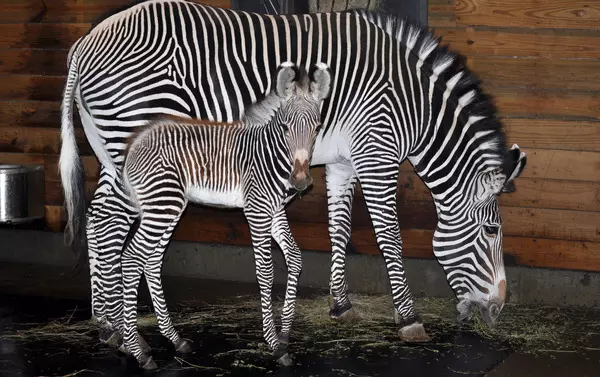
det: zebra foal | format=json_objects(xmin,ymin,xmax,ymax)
[{"xmin": 119, "ymin": 63, "xmax": 332, "ymax": 369}]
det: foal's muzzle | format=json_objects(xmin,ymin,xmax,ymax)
[{"xmin": 290, "ymin": 157, "xmax": 312, "ymax": 192}]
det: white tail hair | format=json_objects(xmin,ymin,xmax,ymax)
[{"xmin": 59, "ymin": 50, "xmax": 87, "ymax": 250}]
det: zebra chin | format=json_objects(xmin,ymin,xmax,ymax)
[{"xmin": 456, "ymin": 279, "xmax": 507, "ymax": 328}]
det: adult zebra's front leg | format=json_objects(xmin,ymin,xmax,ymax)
[
  {"xmin": 270, "ymin": 207, "xmax": 302, "ymax": 352},
  {"xmin": 353, "ymin": 153, "xmax": 431, "ymax": 342},
  {"xmin": 325, "ymin": 163, "xmax": 359, "ymax": 322},
  {"xmin": 245, "ymin": 206, "xmax": 292, "ymax": 366}
]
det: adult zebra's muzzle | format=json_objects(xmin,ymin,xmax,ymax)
[{"xmin": 457, "ymin": 279, "xmax": 507, "ymax": 327}]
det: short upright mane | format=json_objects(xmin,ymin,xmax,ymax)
[
  {"xmin": 239, "ymin": 89, "xmax": 286, "ymax": 126},
  {"xmin": 350, "ymin": 9, "xmax": 510, "ymax": 170}
]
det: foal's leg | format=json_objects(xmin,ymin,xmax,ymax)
[
  {"xmin": 353, "ymin": 153, "xmax": 430, "ymax": 342},
  {"xmin": 122, "ymin": 193, "xmax": 188, "ymax": 370},
  {"xmin": 245, "ymin": 207, "xmax": 291, "ymax": 365},
  {"xmin": 325, "ymin": 163, "xmax": 358, "ymax": 321},
  {"xmin": 270, "ymin": 208, "xmax": 302, "ymax": 350},
  {"xmin": 143, "ymin": 208, "xmax": 191, "ymax": 354}
]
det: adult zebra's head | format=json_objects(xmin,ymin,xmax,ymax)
[
  {"xmin": 432, "ymin": 144, "xmax": 527, "ymax": 327},
  {"xmin": 271, "ymin": 62, "xmax": 332, "ymax": 192}
]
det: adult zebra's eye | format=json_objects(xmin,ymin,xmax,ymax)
[
  {"xmin": 483, "ymin": 225, "xmax": 499, "ymax": 237},
  {"xmin": 281, "ymin": 123, "xmax": 289, "ymax": 132}
]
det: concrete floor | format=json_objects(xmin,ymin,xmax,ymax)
[{"xmin": 0, "ymin": 262, "xmax": 598, "ymax": 377}]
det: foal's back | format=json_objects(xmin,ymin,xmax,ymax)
[{"xmin": 125, "ymin": 119, "xmax": 250, "ymax": 208}]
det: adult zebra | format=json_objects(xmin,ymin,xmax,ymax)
[{"xmin": 60, "ymin": 0, "xmax": 526, "ymax": 347}]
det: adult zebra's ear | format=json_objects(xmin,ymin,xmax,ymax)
[
  {"xmin": 309, "ymin": 63, "xmax": 332, "ymax": 101},
  {"xmin": 275, "ymin": 62, "xmax": 300, "ymax": 100},
  {"xmin": 501, "ymin": 144, "xmax": 527, "ymax": 193}
]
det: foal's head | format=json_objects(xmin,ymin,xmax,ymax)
[{"xmin": 271, "ymin": 62, "xmax": 332, "ymax": 192}]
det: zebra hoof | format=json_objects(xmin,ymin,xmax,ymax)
[
  {"xmin": 329, "ymin": 304, "xmax": 359, "ymax": 324},
  {"xmin": 174, "ymin": 338, "xmax": 193, "ymax": 354},
  {"xmin": 139, "ymin": 354, "xmax": 158, "ymax": 370},
  {"xmin": 138, "ymin": 333, "xmax": 151, "ymax": 353},
  {"xmin": 99, "ymin": 328, "xmax": 121, "ymax": 348},
  {"xmin": 278, "ymin": 332, "xmax": 290, "ymax": 346},
  {"xmin": 276, "ymin": 352, "xmax": 294, "ymax": 367},
  {"xmin": 117, "ymin": 342, "xmax": 131, "ymax": 355},
  {"xmin": 399, "ymin": 322, "xmax": 431, "ymax": 343}
]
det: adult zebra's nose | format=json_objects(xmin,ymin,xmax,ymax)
[{"xmin": 479, "ymin": 279, "xmax": 507, "ymax": 327}]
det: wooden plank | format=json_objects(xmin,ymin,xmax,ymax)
[
  {"xmin": 428, "ymin": 0, "xmax": 457, "ymax": 28},
  {"xmin": 391, "ymin": 173, "xmax": 600, "ymax": 213},
  {"xmin": 0, "ymin": 0, "xmax": 231, "ymax": 24},
  {"xmin": 0, "ymin": 152, "xmax": 99, "ymax": 182},
  {"xmin": 0, "ymin": 49, "xmax": 68, "ymax": 76},
  {"xmin": 43, "ymin": 202, "xmax": 600, "ymax": 272},
  {"xmin": 517, "ymin": 148, "xmax": 600, "ymax": 182},
  {"xmin": 0, "ymin": 126, "xmax": 93, "ymax": 155},
  {"xmin": 491, "ymin": 87, "xmax": 600, "ymax": 119},
  {"xmin": 504, "ymin": 119, "xmax": 600, "ymax": 152},
  {"xmin": 0, "ymin": 75, "xmax": 65, "ymax": 102},
  {"xmin": 436, "ymin": 27, "xmax": 600, "ymax": 59},
  {"xmin": 501, "ymin": 207, "xmax": 600, "ymax": 243},
  {"xmin": 456, "ymin": 0, "xmax": 600, "ymax": 30},
  {"xmin": 0, "ymin": 82, "xmax": 600, "ymax": 129},
  {"xmin": 0, "ymin": 24, "xmax": 88, "ymax": 49},
  {"xmin": 0, "ymin": 101, "xmax": 65, "ymax": 129},
  {"xmin": 6, "ymin": 51, "xmax": 600, "ymax": 95},
  {"xmin": 468, "ymin": 57, "xmax": 600, "ymax": 92}
]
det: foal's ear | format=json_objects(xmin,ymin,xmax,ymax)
[
  {"xmin": 308, "ymin": 63, "xmax": 332, "ymax": 101},
  {"xmin": 501, "ymin": 144, "xmax": 527, "ymax": 193},
  {"xmin": 275, "ymin": 62, "xmax": 299, "ymax": 99}
]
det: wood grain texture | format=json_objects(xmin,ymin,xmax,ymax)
[
  {"xmin": 0, "ymin": 126, "xmax": 92, "ymax": 155},
  {"xmin": 0, "ymin": 0, "xmax": 230, "ymax": 24},
  {"xmin": 456, "ymin": 0, "xmax": 600, "ymax": 30},
  {"xmin": 491, "ymin": 87, "xmax": 600, "ymax": 119},
  {"xmin": 42, "ymin": 203, "xmax": 600, "ymax": 272},
  {"xmin": 468, "ymin": 57, "xmax": 600, "ymax": 91},
  {"xmin": 5, "ymin": 51, "xmax": 600, "ymax": 94},
  {"xmin": 0, "ymin": 101, "xmax": 66, "ymax": 129},
  {"xmin": 0, "ymin": 49, "xmax": 68, "ymax": 76},
  {"xmin": 504, "ymin": 119, "xmax": 600, "ymax": 152},
  {"xmin": 2, "ymin": 90, "xmax": 596, "ymax": 130},
  {"xmin": 436, "ymin": 27, "xmax": 600, "ymax": 59},
  {"xmin": 0, "ymin": 24, "xmax": 87, "ymax": 49}
]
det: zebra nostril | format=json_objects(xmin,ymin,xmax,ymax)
[{"xmin": 489, "ymin": 304, "xmax": 500, "ymax": 319}]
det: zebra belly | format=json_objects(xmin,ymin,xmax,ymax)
[{"xmin": 185, "ymin": 186, "xmax": 245, "ymax": 209}]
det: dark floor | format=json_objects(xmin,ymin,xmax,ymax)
[{"xmin": 0, "ymin": 262, "xmax": 598, "ymax": 377}]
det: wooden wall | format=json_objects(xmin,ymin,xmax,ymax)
[{"xmin": 0, "ymin": 0, "xmax": 598, "ymax": 272}]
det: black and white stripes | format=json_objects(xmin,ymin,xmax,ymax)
[
  {"xmin": 113, "ymin": 64, "xmax": 331, "ymax": 369},
  {"xmin": 59, "ymin": 0, "xmax": 527, "ymax": 363}
]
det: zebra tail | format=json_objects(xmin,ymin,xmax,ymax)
[{"xmin": 59, "ymin": 49, "xmax": 88, "ymax": 274}]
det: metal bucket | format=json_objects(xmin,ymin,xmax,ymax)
[{"xmin": 0, "ymin": 164, "xmax": 45, "ymax": 224}]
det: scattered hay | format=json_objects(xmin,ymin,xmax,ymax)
[{"xmin": 2, "ymin": 293, "xmax": 598, "ymax": 357}]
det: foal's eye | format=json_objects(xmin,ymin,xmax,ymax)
[{"xmin": 483, "ymin": 225, "xmax": 499, "ymax": 237}]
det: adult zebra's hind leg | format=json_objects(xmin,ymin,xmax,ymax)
[
  {"xmin": 88, "ymin": 178, "xmax": 151, "ymax": 354},
  {"xmin": 353, "ymin": 155, "xmax": 431, "ymax": 342},
  {"xmin": 325, "ymin": 163, "xmax": 359, "ymax": 322},
  {"xmin": 270, "ymin": 208, "xmax": 302, "ymax": 360},
  {"xmin": 86, "ymin": 172, "xmax": 121, "ymax": 346}
]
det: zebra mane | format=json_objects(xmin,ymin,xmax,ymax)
[
  {"xmin": 239, "ymin": 89, "xmax": 286, "ymax": 127},
  {"xmin": 350, "ymin": 9, "xmax": 509, "ymax": 169}
]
